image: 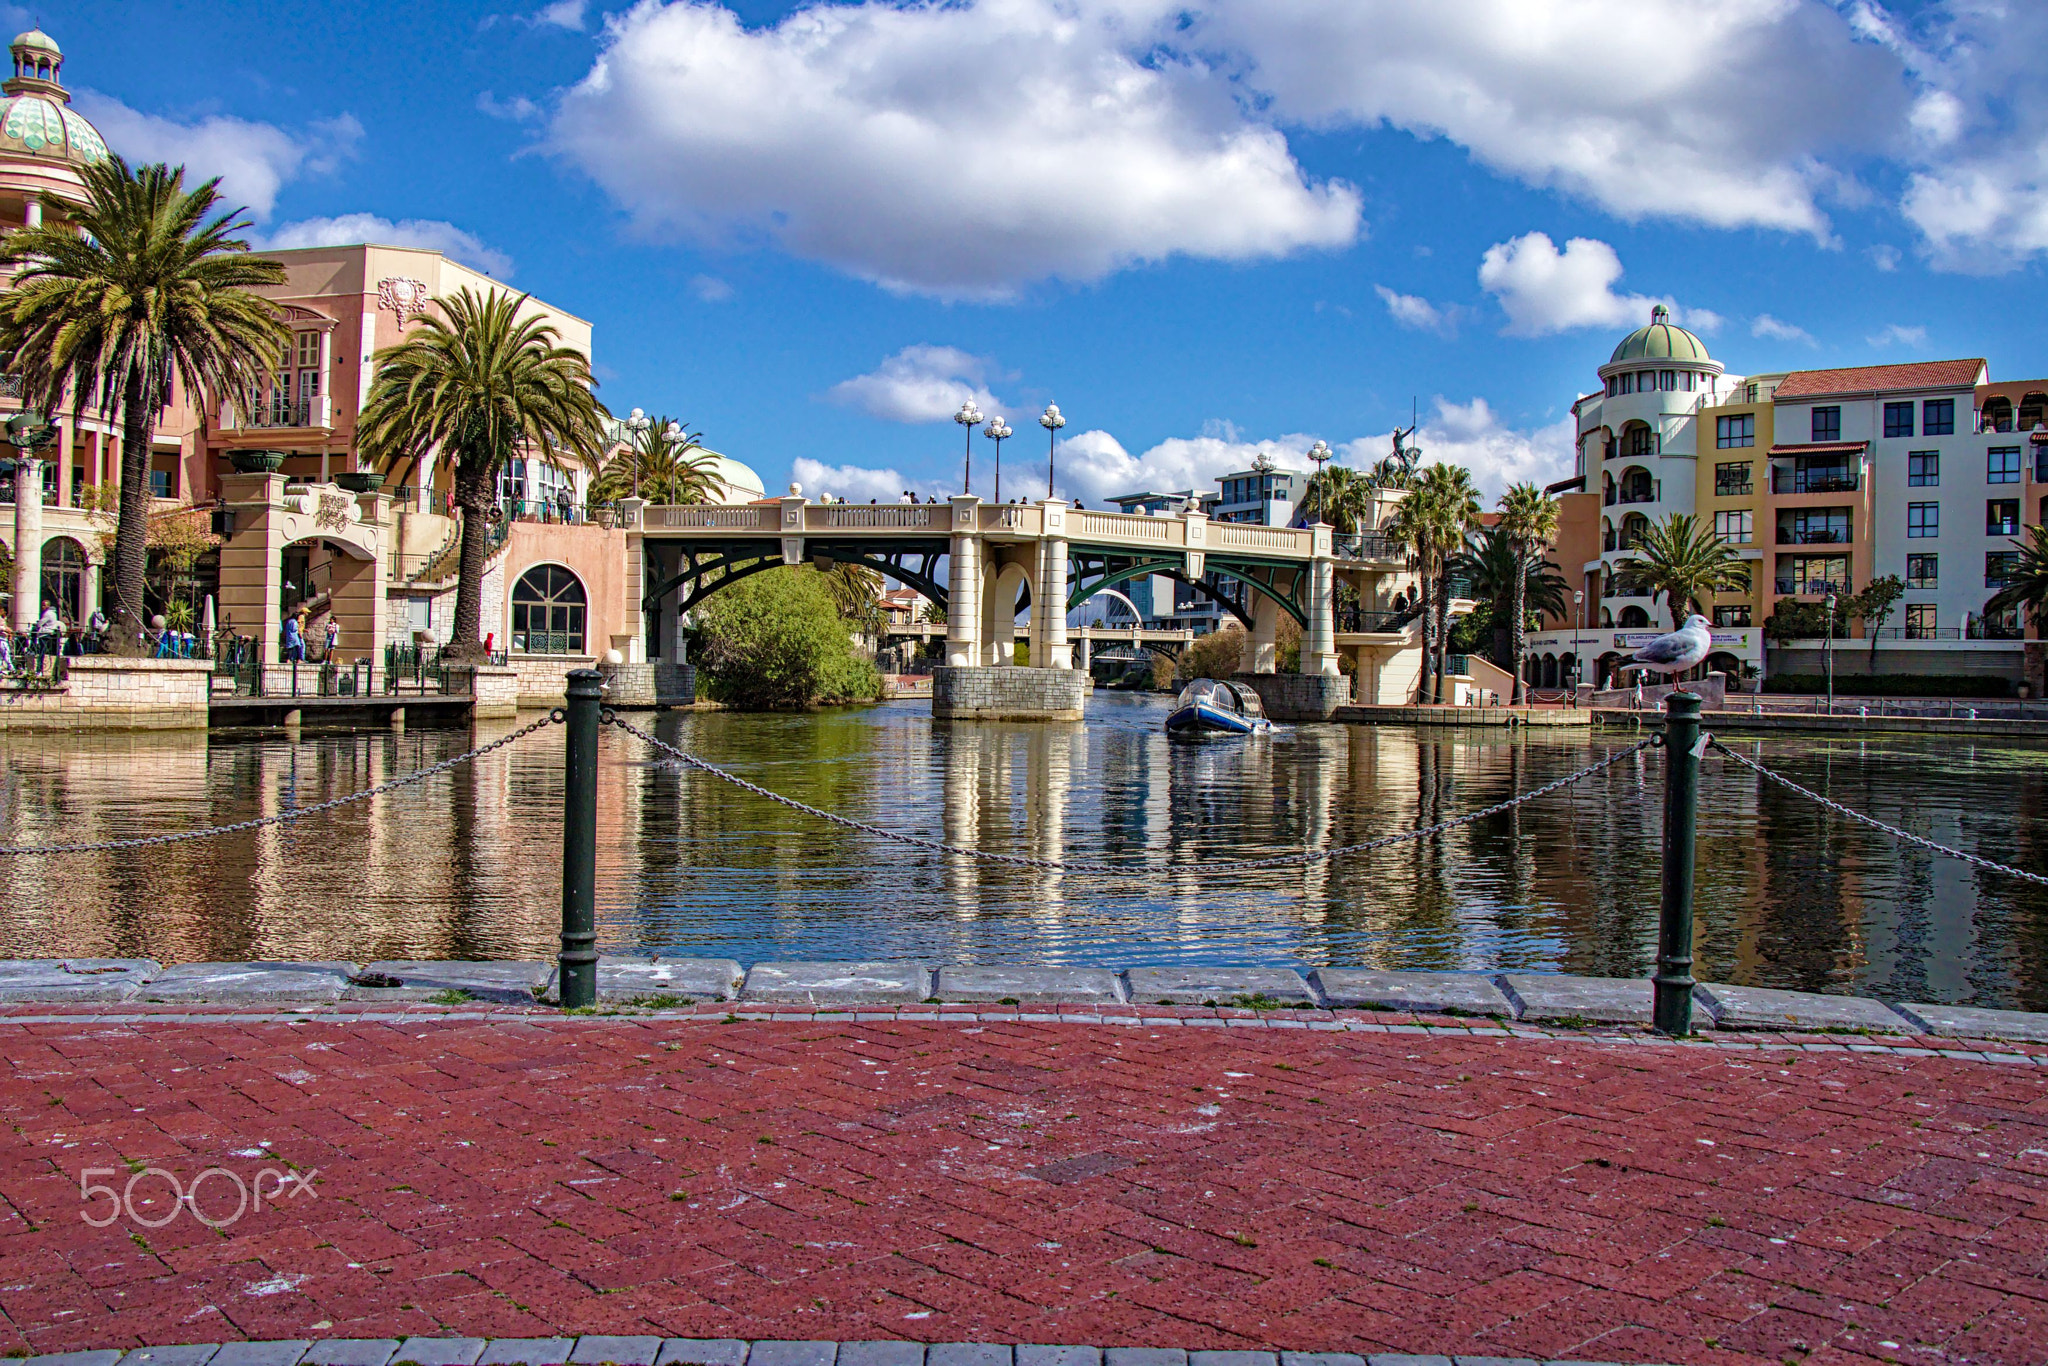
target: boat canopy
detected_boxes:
[1173,678,1263,717]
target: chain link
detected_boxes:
[0,713,561,856]
[1705,735,2048,888]
[604,713,1655,876]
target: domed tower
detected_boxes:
[1578,305,1727,630]
[0,30,109,228]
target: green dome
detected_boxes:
[0,94,105,163]
[1608,305,1712,364]
[11,30,58,55]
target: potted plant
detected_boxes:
[334,469,385,493]
[227,448,286,474]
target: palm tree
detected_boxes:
[819,562,884,634]
[1299,464,1376,535]
[1986,526,2048,691]
[1613,512,1749,627]
[1495,482,1561,703]
[1385,463,1480,703]
[1453,525,1569,672]
[359,287,610,658]
[0,157,287,648]
[591,415,721,506]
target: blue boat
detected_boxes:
[1165,678,1272,739]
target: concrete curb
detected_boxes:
[1,957,2045,1044]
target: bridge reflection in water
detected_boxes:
[0,694,2044,1011]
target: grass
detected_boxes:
[623,993,695,1009]
[427,988,474,1005]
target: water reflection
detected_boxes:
[1,694,2044,1011]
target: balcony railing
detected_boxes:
[0,374,21,400]
[1774,578,1850,596]
[1334,532,1404,562]
[222,396,331,429]
[1714,481,1753,497]
[1615,481,1660,504]
[1770,471,1860,494]
[1873,625,1962,640]
[1970,619,2024,640]
[1776,527,1849,545]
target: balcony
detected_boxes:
[1874,625,1962,641]
[1970,618,2024,640]
[1615,481,1660,505]
[218,395,333,431]
[1774,578,1850,596]
[0,374,20,400]
[1776,527,1849,546]
[1714,481,1753,498]
[1334,531,1404,562]
[1771,470,1860,494]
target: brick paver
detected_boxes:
[2,1012,2045,1366]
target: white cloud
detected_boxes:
[825,346,1006,424]
[1868,323,1928,348]
[1373,285,1453,336]
[792,457,944,503]
[1058,430,1310,503]
[1478,232,1716,338]
[477,91,542,122]
[1369,398,1574,505]
[256,214,514,277]
[1867,244,1902,272]
[689,274,734,302]
[1751,314,1816,345]
[72,94,360,220]
[549,0,1361,299]
[532,0,587,29]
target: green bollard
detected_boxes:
[559,667,603,1010]
[1654,690,1702,1035]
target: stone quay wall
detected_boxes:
[1234,670,1352,721]
[931,665,1085,721]
[654,661,696,706]
[509,653,595,707]
[444,663,518,719]
[0,657,210,731]
[599,658,659,708]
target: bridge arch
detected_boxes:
[1067,558,1303,630]
[644,544,950,619]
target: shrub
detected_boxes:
[695,568,882,709]
[1176,624,1246,682]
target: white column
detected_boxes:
[1038,499,1070,668]
[317,328,333,431]
[1077,630,1091,671]
[23,196,40,229]
[1305,553,1339,676]
[1243,594,1279,674]
[12,457,41,633]
[981,560,1008,665]
[945,495,982,667]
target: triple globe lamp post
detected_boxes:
[953,400,1067,503]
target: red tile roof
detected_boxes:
[1774,359,1986,398]
[1770,441,1868,455]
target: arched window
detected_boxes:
[511,564,586,655]
[1619,606,1650,628]
[40,537,86,623]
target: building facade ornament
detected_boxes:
[376,278,430,321]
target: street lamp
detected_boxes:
[623,407,651,500]
[1306,439,1332,524]
[1825,589,1837,713]
[1039,402,1065,499]
[982,416,1013,503]
[953,400,983,495]
[1574,587,1586,692]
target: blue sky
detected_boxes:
[35,0,2048,503]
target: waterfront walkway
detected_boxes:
[4,1006,2046,1365]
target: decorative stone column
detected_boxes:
[1304,527,1339,676]
[1241,593,1279,674]
[945,495,982,667]
[1036,499,1071,668]
[12,456,42,634]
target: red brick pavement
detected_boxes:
[2,1012,2046,1366]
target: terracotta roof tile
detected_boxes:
[1774,359,1986,398]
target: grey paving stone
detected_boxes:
[392,1341,486,1366]
[745,1346,837,1366]
[1279,1356,1364,1366]
[115,1349,220,1366]
[741,962,930,1004]
[1310,968,1512,1017]
[1451,1358,1542,1366]
[1190,1355,1275,1366]
[1104,1353,1187,1366]
[1893,1000,2048,1043]
[1693,982,1913,1032]
[1497,974,1661,1026]
[935,966,1123,1004]
[654,1344,746,1366]
[301,1345,398,1366]
[568,1340,662,1366]
[1017,1350,1099,1366]
[836,1346,926,1366]
[31,1354,124,1366]
[349,961,550,1004]
[142,962,357,1003]
[927,1349,1009,1366]
[0,958,159,1003]
[1123,966,1315,1006]
[1361,1358,1451,1366]
[210,1345,312,1366]
[478,1343,576,1366]
[601,957,744,1004]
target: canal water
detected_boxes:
[2,692,2045,1011]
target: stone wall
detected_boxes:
[931,665,1086,721]
[509,653,594,707]
[446,663,519,719]
[654,661,696,706]
[0,657,210,730]
[1587,674,1727,711]
[599,658,658,708]
[1233,671,1352,721]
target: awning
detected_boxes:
[1768,441,1868,456]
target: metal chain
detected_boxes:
[1706,735,2048,888]
[604,713,1655,876]
[0,713,561,856]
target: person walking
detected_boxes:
[282,610,304,663]
[34,601,59,657]
[324,616,340,661]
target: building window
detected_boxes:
[510,564,586,655]
[1778,555,1850,595]
[1714,461,1752,495]
[40,537,85,623]
[1713,605,1751,627]
[1988,499,2020,536]
[1989,446,2021,484]
[1659,370,1675,391]
[1906,553,1938,589]
[1908,451,1939,486]
[1716,414,1754,448]
[1811,406,1841,442]
[1907,502,1939,538]
[1884,402,1914,438]
[1924,398,1955,435]
[1905,604,1937,638]
[1621,426,1656,458]
[1714,509,1753,544]
[1987,551,2021,588]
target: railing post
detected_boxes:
[558,667,603,1010]
[1654,690,1702,1035]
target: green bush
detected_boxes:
[1176,625,1245,683]
[1762,673,2015,698]
[695,568,882,709]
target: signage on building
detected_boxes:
[1613,630,1751,649]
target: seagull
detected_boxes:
[1627,613,1713,679]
